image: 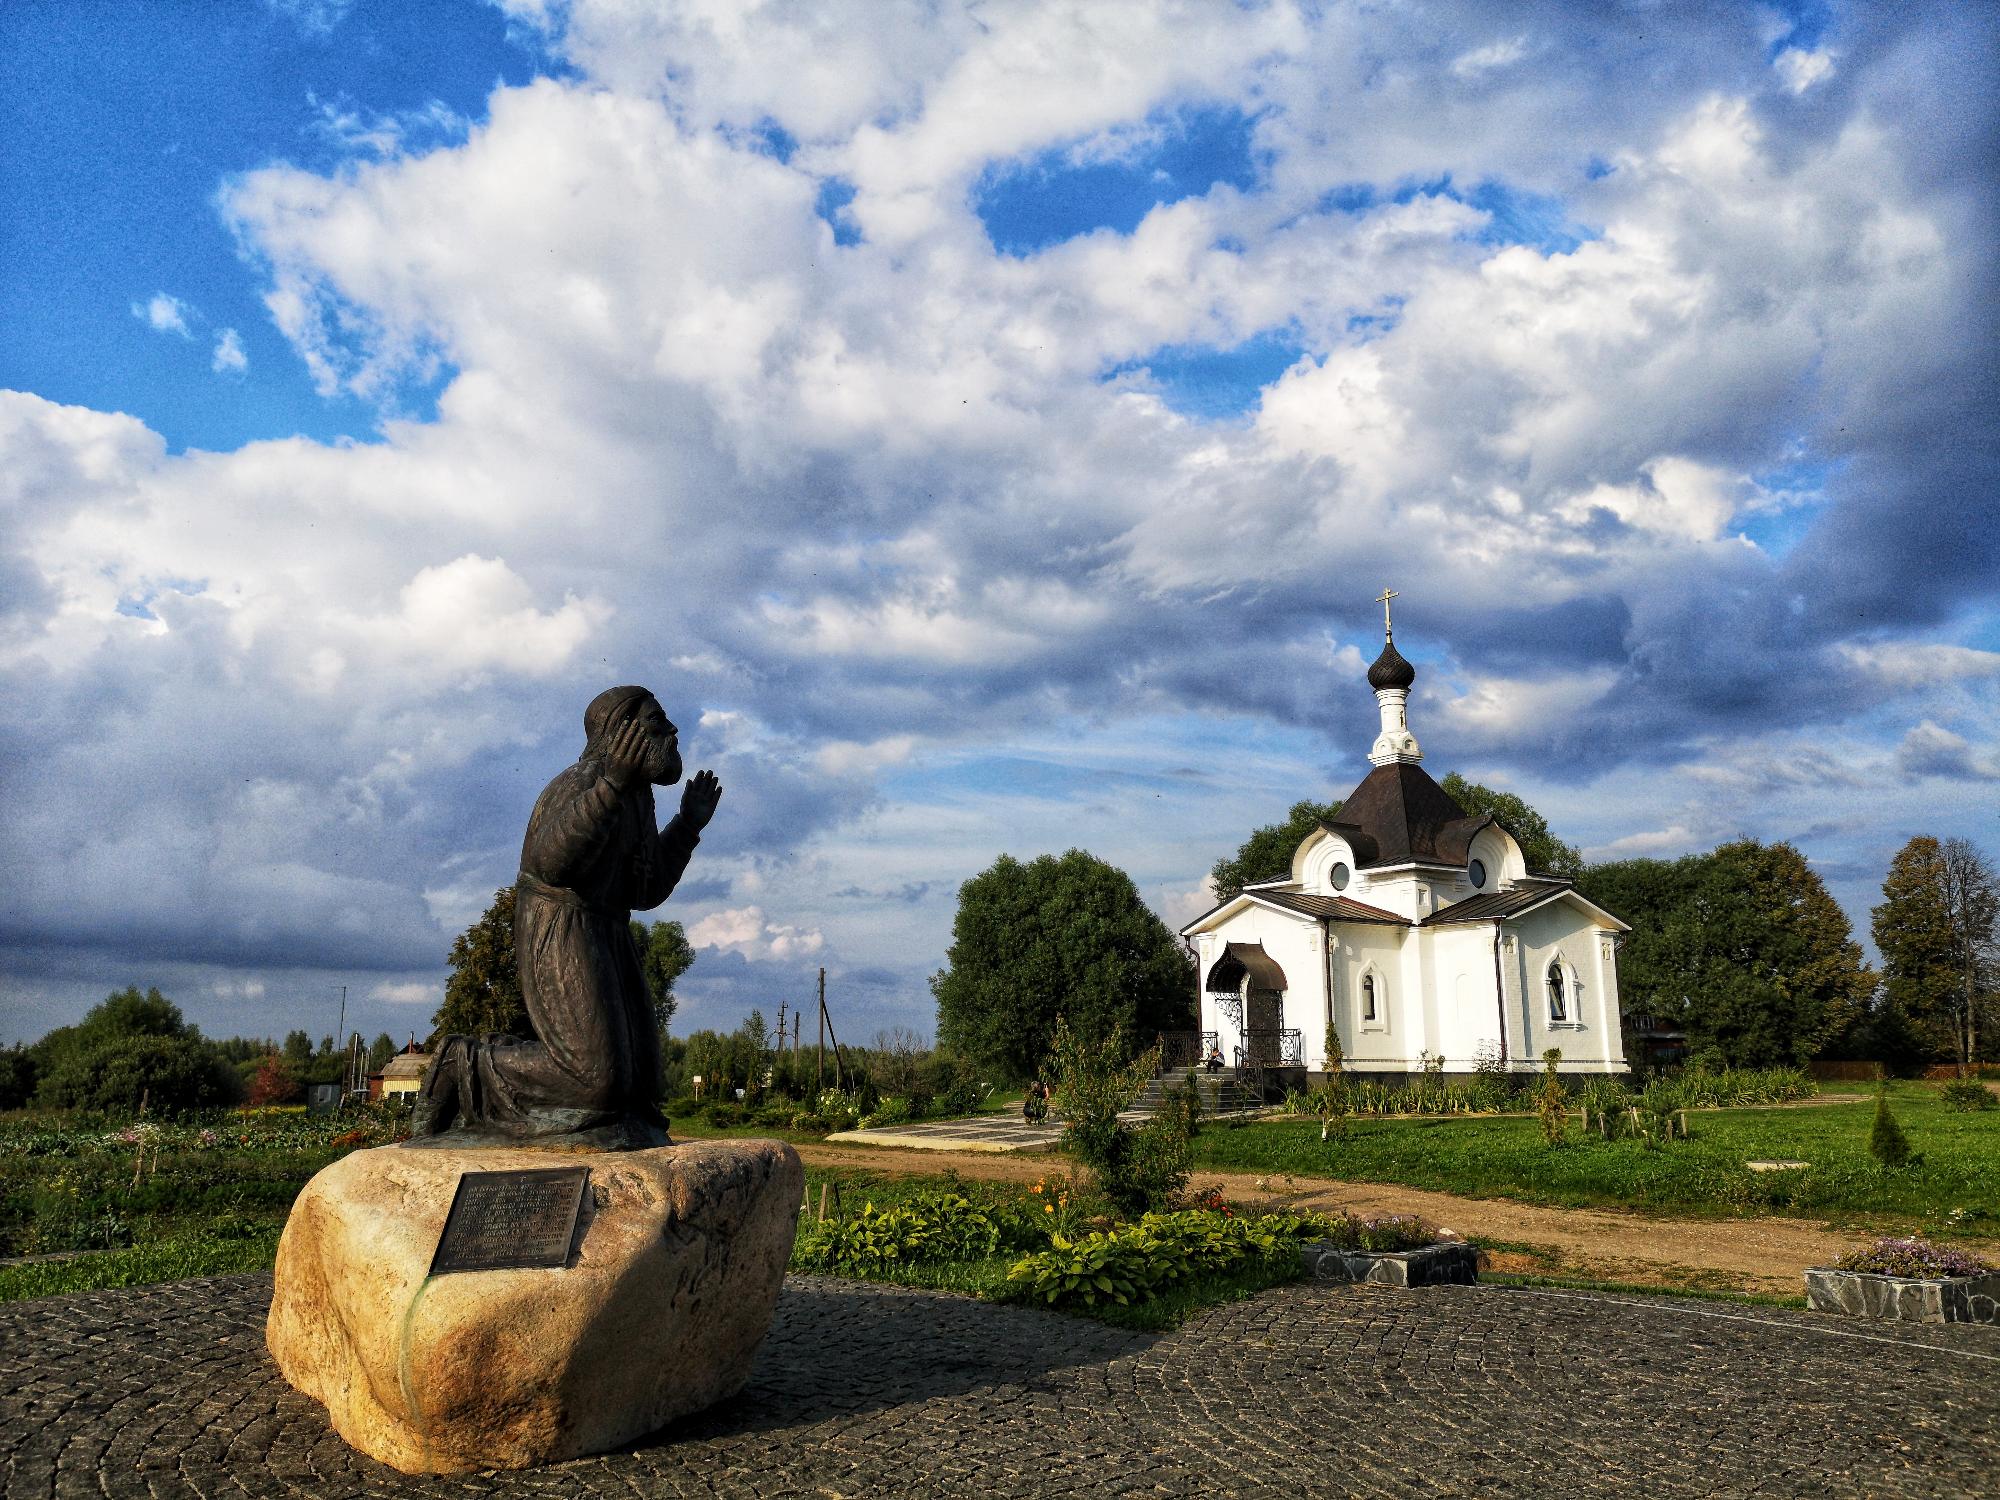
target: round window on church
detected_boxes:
[1330,862,1350,891]
[1469,859,1487,889]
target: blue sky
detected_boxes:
[1,0,1995,1048]
[0,0,537,451]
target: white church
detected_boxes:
[1179,597,1630,1083]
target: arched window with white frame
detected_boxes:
[1358,965,1387,1031]
[1546,958,1569,1023]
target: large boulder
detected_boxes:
[267,1137,803,1473]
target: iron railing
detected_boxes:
[1232,1030,1305,1102]
[1157,1031,1220,1071]
[1241,1028,1305,1066]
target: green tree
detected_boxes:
[1938,838,1999,1071]
[933,850,1195,1078]
[1693,841,1875,1066]
[1209,800,1342,902]
[1438,773,1584,879]
[1869,1087,1911,1168]
[1873,837,1963,1067]
[432,887,529,1041]
[31,987,240,1114]
[629,919,696,1031]
[1046,1016,1185,1215]
[281,1030,314,1068]
[0,1045,38,1110]
[1576,854,1705,1028]
[368,1032,397,1071]
[1583,842,1874,1067]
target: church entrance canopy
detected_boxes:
[1206,942,1287,994]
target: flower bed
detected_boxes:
[1285,1211,1476,1288]
[1807,1237,2000,1324]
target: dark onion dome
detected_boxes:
[1367,637,1415,690]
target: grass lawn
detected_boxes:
[1188,1082,1999,1233]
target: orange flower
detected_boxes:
[1044,1203,1054,1213]
[1030,1184,1042,1194]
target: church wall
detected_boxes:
[1427,924,1508,1068]
[1327,924,1419,1068]
[1505,901,1627,1073]
[1192,910,1325,1065]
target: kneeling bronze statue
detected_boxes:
[413,685,721,1149]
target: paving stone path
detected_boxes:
[838,1112,1068,1151]
[4,1273,1996,1498]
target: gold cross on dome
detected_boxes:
[1375,586,1398,639]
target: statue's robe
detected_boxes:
[417,760,698,1142]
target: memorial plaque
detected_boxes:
[429,1166,589,1275]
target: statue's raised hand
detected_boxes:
[681,769,722,831]
[602,717,652,790]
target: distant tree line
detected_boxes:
[0,988,418,1115]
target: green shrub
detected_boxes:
[1537,1048,1566,1146]
[1003,1210,1291,1311]
[864,1096,913,1128]
[1049,1017,1176,1216]
[793,1191,1011,1273]
[1275,1209,1443,1253]
[1123,1111,1194,1210]
[934,1056,984,1117]
[1940,1079,1997,1112]
[1870,1089,1911,1168]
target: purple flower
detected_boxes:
[1834,1237,1996,1280]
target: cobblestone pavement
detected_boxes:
[4,1273,1996,1499]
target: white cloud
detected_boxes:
[1837,643,2000,686]
[688,905,825,960]
[370,981,437,1005]
[133,292,193,337]
[1773,47,1836,95]
[1582,825,1702,861]
[309,94,468,158]
[1451,37,1528,79]
[211,328,248,374]
[1896,721,1999,782]
[263,0,353,37]
[4,4,1993,1039]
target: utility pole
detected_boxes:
[816,968,827,1094]
[333,985,347,1062]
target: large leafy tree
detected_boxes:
[1579,842,1874,1066]
[1876,836,1999,1070]
[1438,774,1584,879]
[933,850,1195,1077]
[0,1045,39,1110]
[1209,800,1343,902]
[31,986,241,1113]
[1872,837,1961,1065]
[630,919,696,1031]
[433,887,529,1040]
[1575,854,1704,1024]
[1938,838,2000,1069]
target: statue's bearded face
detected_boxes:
[633,700,682,785]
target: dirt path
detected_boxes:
[794,1141,1869,1297]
